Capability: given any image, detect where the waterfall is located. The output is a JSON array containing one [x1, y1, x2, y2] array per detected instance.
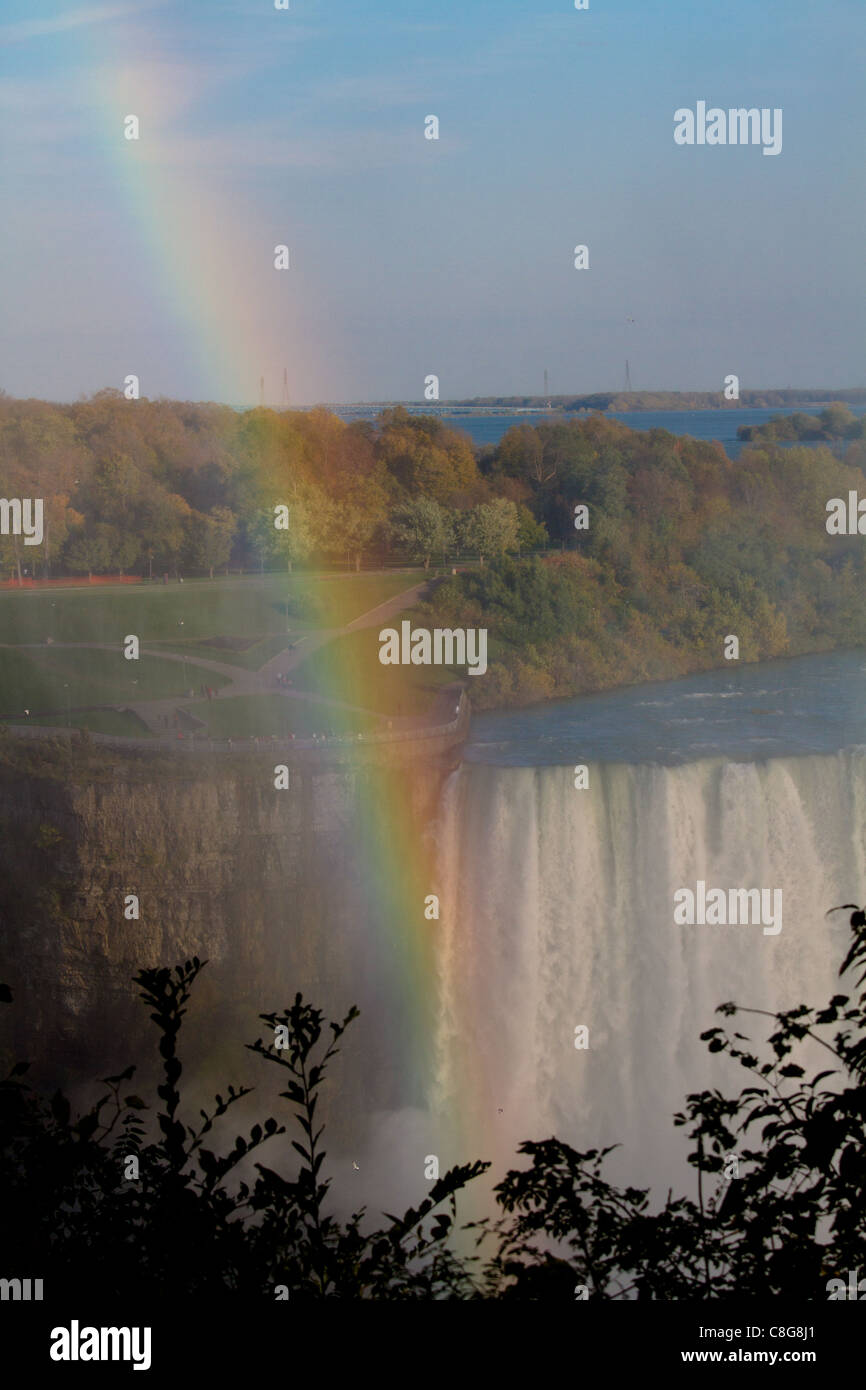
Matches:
[[431, 751, 866, 1195]]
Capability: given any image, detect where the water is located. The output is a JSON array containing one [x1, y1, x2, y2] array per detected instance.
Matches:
[[430, 649, 865, 1200], [332, 404, 866, 458], [465, 648, 866, 767]]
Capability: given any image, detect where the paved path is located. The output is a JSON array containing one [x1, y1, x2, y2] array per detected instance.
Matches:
[[344, 579, 435, 631]]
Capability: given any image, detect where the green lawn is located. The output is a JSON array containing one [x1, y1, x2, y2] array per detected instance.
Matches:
[[5, 708, 153, 738], [0, 572, 423, 647], [0, 571, 431, 733], [185, 694, 380, 739], [305, 572, 423, 625], [0, 647, 230, 717], [146, 632, 291, 670], [291, 613, 457, 716]]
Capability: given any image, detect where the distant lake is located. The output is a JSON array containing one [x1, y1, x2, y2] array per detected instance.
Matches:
[[332, 404, 866, 459]]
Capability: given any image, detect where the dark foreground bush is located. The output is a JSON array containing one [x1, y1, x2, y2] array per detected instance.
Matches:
[[3, 905, 866, 1299]]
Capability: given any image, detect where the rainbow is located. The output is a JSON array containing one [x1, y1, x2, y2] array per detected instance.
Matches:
[[81, 14, 305, 406], [67, 9, 478, 1179]]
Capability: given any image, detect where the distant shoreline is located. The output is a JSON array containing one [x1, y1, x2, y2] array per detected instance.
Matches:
[[330, 389, 866, 416]]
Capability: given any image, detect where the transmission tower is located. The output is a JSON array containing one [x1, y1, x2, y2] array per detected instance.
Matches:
[[281, 367, 289, 409], [624, 359, 632, 393]]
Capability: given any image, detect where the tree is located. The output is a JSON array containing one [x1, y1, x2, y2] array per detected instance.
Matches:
[[246, 491, 320, 574], [186, 507, 236, 578], [515, 503, 548, 554], [5, 902, 866, 1299], [479, 903, 866, 1299], [820, 402, 857, 438], [494, 424, 558, 486], [246, 510, 277, 575], [0, 959, 487, 1300], [276, 494, 317, 573], [64, 524, 113, 579], [375, 408, 482, 505], [320, 475, 388, 572], [104, 522, 140, 576], [460, 498, 519, 565], [390, 497, 454, 569], [329, 498, 377, 572], [139, 492, 191, 577]]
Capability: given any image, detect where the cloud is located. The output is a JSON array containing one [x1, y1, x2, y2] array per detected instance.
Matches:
[[0, 75, 86, 113], [296, 72, 431, 111], [136, 122, 440, 173], [106, 56, 232, 125], [0, 1, 169, 44]]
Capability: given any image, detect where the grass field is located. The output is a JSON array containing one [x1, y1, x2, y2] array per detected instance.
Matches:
[[146, 632, 292, 670], [0, 647, 230, 717], [185, 694, 379, 739], [0, 571, 431, 736], [0, 572, 422, 647], [291, 612, 458, 716], [5, 709, 153, 738]]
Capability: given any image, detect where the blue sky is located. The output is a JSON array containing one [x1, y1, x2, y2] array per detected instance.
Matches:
[[1, 0, 864, 404]]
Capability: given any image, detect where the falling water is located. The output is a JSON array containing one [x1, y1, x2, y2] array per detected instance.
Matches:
[[431, 751, 866, 1195]]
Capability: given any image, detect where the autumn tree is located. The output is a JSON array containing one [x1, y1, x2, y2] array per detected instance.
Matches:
[[375, 408, 482, 505]]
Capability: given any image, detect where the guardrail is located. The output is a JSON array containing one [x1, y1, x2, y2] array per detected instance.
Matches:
[[1, 692, 471, 758]]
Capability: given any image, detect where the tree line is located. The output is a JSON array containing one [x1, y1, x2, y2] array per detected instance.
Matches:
[[737, 403, 866, 445], [454, 389, 866, 412], [5, 390, 866, 714], [0, 392, 545, 581], [419, 409, 866, 706]]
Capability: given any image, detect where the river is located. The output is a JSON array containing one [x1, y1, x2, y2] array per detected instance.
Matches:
[[424, 649, 864, 1205]]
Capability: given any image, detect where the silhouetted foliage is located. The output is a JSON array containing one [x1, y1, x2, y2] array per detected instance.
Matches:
[[0, 963, 487, 1299], [3, 906, 866, 1298], [471, 906, 866, 1298]]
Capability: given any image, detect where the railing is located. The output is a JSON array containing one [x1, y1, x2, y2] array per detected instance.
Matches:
[[2, 693, 471, 757]]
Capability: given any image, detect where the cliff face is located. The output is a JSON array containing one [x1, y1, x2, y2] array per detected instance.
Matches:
[[0, 741, 457, 1125]]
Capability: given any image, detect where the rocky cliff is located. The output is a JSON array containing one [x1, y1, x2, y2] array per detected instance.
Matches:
[[0, 736, 459, 1134]]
